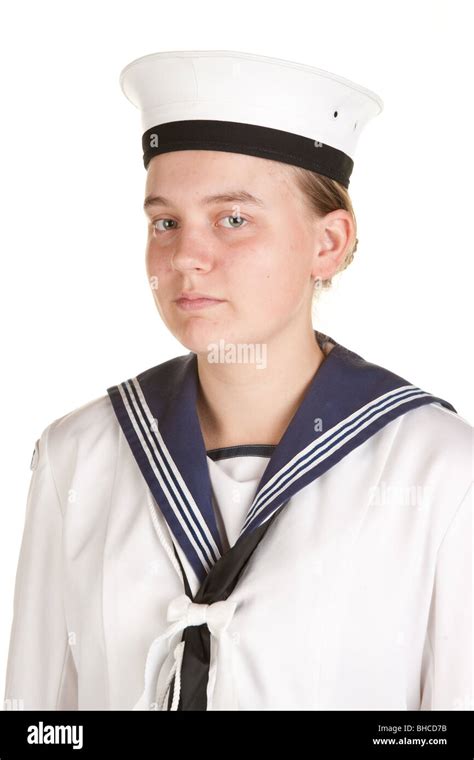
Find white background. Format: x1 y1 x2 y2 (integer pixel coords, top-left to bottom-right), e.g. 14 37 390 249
1 0 472 699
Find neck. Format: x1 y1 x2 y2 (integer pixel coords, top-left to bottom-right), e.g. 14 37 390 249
195 321 328 450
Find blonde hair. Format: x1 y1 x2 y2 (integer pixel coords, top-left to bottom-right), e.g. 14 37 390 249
283 165 358 292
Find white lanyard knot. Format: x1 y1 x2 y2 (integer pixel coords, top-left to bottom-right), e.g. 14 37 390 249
133 593 238 711
167 593 237 636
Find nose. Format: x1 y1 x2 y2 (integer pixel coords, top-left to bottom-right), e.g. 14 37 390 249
171 226 215 274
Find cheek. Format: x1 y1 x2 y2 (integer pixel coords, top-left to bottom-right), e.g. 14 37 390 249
145 241 173 284
146 239 160 270
234 235 308 307
145 240 155 274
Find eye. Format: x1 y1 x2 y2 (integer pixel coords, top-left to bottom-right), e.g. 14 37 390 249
152 218 177 232
219 214 248 229
151 214 249 233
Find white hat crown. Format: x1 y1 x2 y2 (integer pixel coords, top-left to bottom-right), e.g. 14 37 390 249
120 49 383 188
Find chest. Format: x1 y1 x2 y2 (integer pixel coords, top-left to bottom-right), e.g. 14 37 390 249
59 430 439 709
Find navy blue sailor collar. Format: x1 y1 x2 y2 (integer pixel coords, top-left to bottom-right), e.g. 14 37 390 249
107 330 456 586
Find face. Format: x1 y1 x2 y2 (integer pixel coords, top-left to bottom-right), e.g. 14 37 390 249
144 150 344 355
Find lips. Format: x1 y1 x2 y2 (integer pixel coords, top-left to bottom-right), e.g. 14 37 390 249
175 292 223 301
174 295 226 311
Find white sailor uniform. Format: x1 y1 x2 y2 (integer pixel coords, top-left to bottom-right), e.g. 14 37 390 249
4 332 472 711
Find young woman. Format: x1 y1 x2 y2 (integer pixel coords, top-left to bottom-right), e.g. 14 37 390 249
4 50 472 711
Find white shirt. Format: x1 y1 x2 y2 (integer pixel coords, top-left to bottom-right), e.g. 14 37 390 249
207 449 272 550
3 331 473 710
3 395 472 711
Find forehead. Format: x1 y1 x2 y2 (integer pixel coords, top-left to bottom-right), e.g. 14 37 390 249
145 150 294 198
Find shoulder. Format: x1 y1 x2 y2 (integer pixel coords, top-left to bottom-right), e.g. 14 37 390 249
394 401 472 455
369 401 472 551
49 392 116 439
34 393 118 470
387 401 472 501
30 352 193 471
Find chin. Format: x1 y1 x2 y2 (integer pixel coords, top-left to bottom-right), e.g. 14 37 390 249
170 316 234 356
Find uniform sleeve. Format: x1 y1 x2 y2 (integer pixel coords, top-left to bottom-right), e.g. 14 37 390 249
3 424 78 710
420 483 473 710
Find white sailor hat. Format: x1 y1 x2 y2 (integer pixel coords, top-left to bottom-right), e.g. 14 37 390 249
119 50 383 188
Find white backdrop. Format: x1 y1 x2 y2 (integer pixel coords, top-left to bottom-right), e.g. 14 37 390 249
1 0 472 699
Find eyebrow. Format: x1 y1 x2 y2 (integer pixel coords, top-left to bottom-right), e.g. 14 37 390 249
143 190 266 212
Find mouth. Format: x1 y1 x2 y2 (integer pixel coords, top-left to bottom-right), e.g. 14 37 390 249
174 297 226 311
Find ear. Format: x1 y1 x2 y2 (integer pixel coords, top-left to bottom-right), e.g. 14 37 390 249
310 209 355 281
